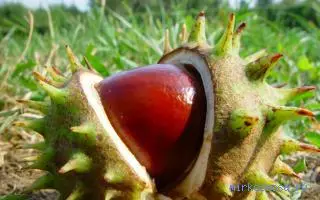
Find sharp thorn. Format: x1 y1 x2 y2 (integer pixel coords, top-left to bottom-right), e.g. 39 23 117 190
244 49 267 64
180 23 188 43
271 53 283 63
299 143 320 153
65 45 82 73
246 53 283 81
232 22 246 54
235 22 246 34
17 99 49 113
245 170 275 186
246 170 290 197
163 29 173 54
281 139 320 155
70 123 96 145
264 106 314 134
278 86 316 104
70 123 95 134
269 106 314 120
12 118 45 133
33 71 62 87
271 158 301 179
59 152 92 173
33 71 50 84
188 10 207 46
35 79 67 104
213 175 233 197
215 13 235 56
296 85 316 92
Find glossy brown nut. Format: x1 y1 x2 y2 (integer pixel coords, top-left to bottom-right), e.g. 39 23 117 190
97 64 206 188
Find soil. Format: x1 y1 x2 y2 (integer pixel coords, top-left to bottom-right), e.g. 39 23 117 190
301 184 320 200
0 128 59 200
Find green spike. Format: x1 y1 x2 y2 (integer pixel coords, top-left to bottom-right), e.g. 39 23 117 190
246 170 290 198
33 71 62 88
229 109 259 139
104 189 121 200
32 71 50 83
267 106 314 122
104 169 125 184
256 191 269 200
213 175 233 197
245 170 275 186
188 11 207 45
244 49 267 64
70 123 96 146
13 118 45 133
163 29 173 54
264 106 314 134
46 66 67 82
29 147 55 170
232 22 246 55
245 53 283 81
65 45 82 73
35 78 68 104
270 158 300 179
280 139 320 155
25 173 54 192
23 141 46 151
66 184 85 200
277 86 316 105
180 23 188 43
17 99 49 113
70 123 95 134
215 13 235 56
59 152 92 173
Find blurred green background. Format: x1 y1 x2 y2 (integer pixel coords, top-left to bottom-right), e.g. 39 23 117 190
0 0 319 146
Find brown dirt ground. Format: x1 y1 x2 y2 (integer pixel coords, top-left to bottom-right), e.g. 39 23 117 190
0 127 59 200
0 127 319 200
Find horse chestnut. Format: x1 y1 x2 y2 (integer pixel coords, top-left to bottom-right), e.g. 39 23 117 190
97 64 206 187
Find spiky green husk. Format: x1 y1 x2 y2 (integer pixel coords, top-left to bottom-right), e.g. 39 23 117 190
159 12 318 200
14 60 155 199
8 11 319 200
